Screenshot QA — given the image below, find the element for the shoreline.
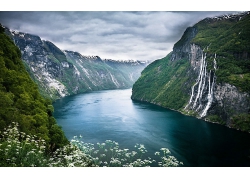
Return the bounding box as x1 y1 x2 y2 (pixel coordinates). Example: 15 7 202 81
131 96 250 134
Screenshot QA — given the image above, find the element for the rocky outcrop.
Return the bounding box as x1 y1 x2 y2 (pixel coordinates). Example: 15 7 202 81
4 27 147 100
170 27 198 61
212 83 250 125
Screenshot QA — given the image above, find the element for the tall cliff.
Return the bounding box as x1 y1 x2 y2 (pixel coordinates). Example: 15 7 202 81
4 27 147 100
131 12 250 132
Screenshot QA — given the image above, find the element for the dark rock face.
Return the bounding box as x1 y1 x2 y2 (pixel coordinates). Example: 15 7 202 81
4 27 147 100
170 27 198 61
212 83 250 125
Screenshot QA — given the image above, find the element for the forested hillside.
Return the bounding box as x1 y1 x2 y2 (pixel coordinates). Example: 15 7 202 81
0 24 68 151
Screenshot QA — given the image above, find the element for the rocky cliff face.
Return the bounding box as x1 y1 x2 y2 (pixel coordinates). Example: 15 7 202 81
182 44 250 125
132 12 250 132
4 27 147 100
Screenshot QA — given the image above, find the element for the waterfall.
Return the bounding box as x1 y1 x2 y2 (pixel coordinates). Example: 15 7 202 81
185 52 217 117
184 53 206 110
196 63 207 111
109 72 120 87
200 71 215 117
200 53 217 117
193 54 207 109
213 53 217 70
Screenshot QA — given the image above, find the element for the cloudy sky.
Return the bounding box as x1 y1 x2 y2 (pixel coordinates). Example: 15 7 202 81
0 11 241 61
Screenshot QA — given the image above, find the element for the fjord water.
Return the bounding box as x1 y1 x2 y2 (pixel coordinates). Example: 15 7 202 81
53 89 250 167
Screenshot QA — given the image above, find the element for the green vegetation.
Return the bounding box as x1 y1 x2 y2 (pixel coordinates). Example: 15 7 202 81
207 115 226 125
0 122 93 167
192 13 250 93
231 113 250 132
132 53 191 110
0 25 68 152
0 122 50 166
43 41 67 62
0 122 183 167
174 27 196 49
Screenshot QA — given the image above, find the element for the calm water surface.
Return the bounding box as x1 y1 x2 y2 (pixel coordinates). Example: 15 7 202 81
53 89 250 167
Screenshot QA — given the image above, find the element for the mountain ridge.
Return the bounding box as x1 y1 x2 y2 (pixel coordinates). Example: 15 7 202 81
3 26 147 101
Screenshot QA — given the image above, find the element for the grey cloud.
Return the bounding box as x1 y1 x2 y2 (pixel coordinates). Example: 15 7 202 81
0 11 239 61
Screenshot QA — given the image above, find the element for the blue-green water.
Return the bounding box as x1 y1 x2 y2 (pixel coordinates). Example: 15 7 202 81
53 89 250 167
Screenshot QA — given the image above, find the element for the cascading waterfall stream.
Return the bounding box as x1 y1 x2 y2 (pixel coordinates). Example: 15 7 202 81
185 52 207 110
196 63 207 111
184 53 205 110
213 53 217 70
200 70 215 117
200 53 217 117
185 51 217 118
193 53 207 109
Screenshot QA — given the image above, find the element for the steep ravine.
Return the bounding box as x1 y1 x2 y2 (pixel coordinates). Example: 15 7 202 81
132 12 250 132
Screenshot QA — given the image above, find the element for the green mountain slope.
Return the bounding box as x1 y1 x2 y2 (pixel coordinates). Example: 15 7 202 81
191 13 250 92
0 24 68 151
132 12 250 132
132 53 191 110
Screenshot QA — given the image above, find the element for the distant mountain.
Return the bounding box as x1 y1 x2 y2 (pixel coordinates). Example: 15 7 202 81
4 27 148 100
131 12 250 132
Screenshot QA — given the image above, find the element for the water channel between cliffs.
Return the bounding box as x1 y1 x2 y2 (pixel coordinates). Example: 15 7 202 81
53 88 250 167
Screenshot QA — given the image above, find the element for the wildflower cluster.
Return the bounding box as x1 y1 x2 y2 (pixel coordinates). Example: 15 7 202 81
48 143 94 167
155 148 184 167
70 137 183 167
0 122 47 167
0 123 183 167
